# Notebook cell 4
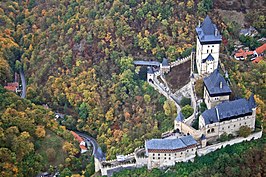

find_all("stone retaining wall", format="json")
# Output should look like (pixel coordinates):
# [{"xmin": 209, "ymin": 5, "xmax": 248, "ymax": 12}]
[
  {"xmin": 197, "ymin": 131, "xmax": 263, "ymax": 156},
  {"xmin": 170, "ymin": 56, "xmax": 191, "ymax": 68}
]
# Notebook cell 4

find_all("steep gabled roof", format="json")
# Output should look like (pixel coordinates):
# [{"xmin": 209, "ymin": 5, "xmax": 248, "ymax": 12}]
[
  {"xmin": 202, "ymin": 94, "xmax": 256, "ymax": 125},
  {"xmin": 71, "ymin": 131, "xmax": 83, "ymax": 143},
  {"xmin": 196, "ymin": 16, "xmax": 222, "ymax": 43},
  {"xmin": 203, "ymin": 69, "xmax": 231, "ymax": 96},
  {"xmin": 162, "ymin": 58, "xmax": 169, "ymax": 66},
  {"xmin": 147, "ymin": 67, "xmax": 154, "ymax": 74},
  {"xmin": 202, "ymin": 54, "xmax": 214, "ymax": 63},
  {"xmin": 248, "ymin": 93, "xmax": 256, "ymax": 108}
]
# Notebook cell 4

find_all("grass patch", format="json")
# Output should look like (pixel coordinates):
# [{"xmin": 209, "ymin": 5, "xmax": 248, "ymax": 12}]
[{"xmin": 36, "ymin": 129, "xmax": 67, "ymax": 169}]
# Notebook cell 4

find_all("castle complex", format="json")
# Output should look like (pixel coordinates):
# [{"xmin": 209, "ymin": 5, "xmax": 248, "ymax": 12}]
[
  {"xmin": 144, "ymin": 15, "xmax": 257, "ymax": 169},
  {"xmin": 94, "ymin": 16, "xmax": 261, "ymax": 176}
]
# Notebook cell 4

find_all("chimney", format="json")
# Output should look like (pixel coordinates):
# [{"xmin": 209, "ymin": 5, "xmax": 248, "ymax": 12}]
[
  {"xmin": 220, "ymin": 81, "xmax": 223, "ymax": 89},
  {"xmin": 215, "ymin": 29, "xmax": 218, "ymax": 36},
  {"xmin": 198, "ymin": 20, "xmax": 201, "ymax": 27}
]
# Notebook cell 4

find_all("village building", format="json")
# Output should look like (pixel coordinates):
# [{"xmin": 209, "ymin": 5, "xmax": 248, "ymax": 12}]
[
  {"xmin": 203, "ymin": 69, "xmax": 231, "ymax": 109},
  {"xmin": 239, "ymin": 26, "xmax": 258, "ymax": 37},
  {"xmin": 199, "ymin": 94, "xmax": 256, "ymax": 140},
  {"xmin": 145, "ymin": 135, "xmax": 197, "ymax": 169},
  {"xmin": 254, "ymin": 43, "xmax": 266, "ymax": 57},
  {"xmin": 71, "ymin": 131, "xmax": 88, "ymax": 154},
  {"xmin": 4, "ymin": 82, "xmax": 20, "ymax": 93},
  {"xmin": 234, "ymin": 49, "xmax": 254, "ymax": 60},
  {"xmin": 195, "ymin": 16, "xmax": 222, "ymax": 75}
]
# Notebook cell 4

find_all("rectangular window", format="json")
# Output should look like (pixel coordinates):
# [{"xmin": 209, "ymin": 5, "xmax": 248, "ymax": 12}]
[
  {"xmin": 207, "ymin": 49, "xmax": 209, "ymax": 53},
  {"xmin": 211, "ymin": 49, "xmax": 213, "ymax": 53}
]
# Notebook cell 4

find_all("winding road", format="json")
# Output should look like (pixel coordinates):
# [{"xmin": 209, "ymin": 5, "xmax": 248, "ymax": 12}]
[{"xmin": 19, "ymin": 69, "xmax": 26, "ymax": 98}]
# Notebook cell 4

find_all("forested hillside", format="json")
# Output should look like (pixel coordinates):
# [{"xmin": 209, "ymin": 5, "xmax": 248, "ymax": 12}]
[
  {"xmin": 0, "ymin": 0, "xmax": 210, "ymax": 159},
  {"xmin": 0, "ymin": 86, "xmax": 82, "ymax": 176},
  {"xmin": 0, "ymin": 0, "xmax": 265, "ymax": 165}
]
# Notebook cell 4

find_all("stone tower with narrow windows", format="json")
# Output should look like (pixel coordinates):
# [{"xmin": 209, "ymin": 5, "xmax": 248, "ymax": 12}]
[{"xmin": 195, "ymin": 16, "xmax": 222, "ymax": 75}]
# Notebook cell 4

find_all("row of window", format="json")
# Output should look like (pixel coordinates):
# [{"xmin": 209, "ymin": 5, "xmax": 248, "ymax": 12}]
[
  {"xmin": 208, "ymin": 122, "xmax": 249, "ymax": 133},
  {"xmin": 152, "ymin": 149, "xmax": 194, "ymax": 157},
  {"xmin": 206, "ymin": 49, "xmax": 213, "ymax": 53},
  {"xmin": 206, "ymin": 116, "xmax": 253, "ymax": 128},
  {"xmin": 222, "ymin": 122, "xmax": 248, "ymax": 130}
]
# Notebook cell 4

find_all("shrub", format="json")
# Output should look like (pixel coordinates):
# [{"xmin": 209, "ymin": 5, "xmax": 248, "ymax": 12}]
[
  {"xmin": 239, "ymin": 126, "xmax": 252, "ymax": 138},
  {"xmin": 181, "ymin": 105, "xmax": 194, "ymax": 118},
  {"xmin": 180, "ymin": 97, "xmax": 191, "ymax": 107}
]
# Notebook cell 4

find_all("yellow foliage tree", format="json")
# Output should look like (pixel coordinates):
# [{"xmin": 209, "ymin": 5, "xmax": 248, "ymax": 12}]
[{"xmin": 35, "ymin": 125, "xmax": 46, "ymax": 138}]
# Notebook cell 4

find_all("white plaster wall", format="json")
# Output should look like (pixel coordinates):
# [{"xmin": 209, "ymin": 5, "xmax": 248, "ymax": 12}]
[
  {"xmin": 204, "ymin": 87, "xmax": 230, "ymax": 109},
  {"xmin": 202, "ymin": 112, "xmax": 256, "ymax": 139},
  {"xmin": 196, "ymin": 37, "xmax": 220, "ymax": 75},
  {"xmin": 147, "ymin": 147, "xmax": 197, "ymax": 169}
]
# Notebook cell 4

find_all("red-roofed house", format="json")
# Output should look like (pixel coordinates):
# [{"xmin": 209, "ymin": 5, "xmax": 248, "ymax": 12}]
[
  {"xmin": 252, "ymin": 56, "xmax": 263, "ymax": 63},
  {"xmin": 7, "ymin": 82, "xmax": 19, "ymax": 87},
  {"xmin": 234, "ymin": 49, "xmax": 254, "ymax": 60},
  {"xmin": 254, "ymin": 43, "xmax": 266, "ymax": 56},
  {"xmin": 71, "ymin": 131, "xmax": 88, "ymax": 153},
  {"xmin": 4, "ymin": 82, "xmax": 20, "ymax": 93},
  {"xmin": 4, "ymin": 86, "xmax": 17, "ymax": 92}
]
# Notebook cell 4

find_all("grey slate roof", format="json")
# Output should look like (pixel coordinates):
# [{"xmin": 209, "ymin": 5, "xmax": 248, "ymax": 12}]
[
  {"xmin": 147, "ymin": 67, "xmax": 154, "ymax": 74},
  {"xmin": 201, "ymin": 108, "xmax": 219, "ymax": 124},
  {"xmin": 162, "ymin": 58, "xmax": 169, "ymax": 66},
  {"xmin": 202, "ymin": 54, "xmax": 214, "ymax": 63},
  {"xmin": 200, "ymin": 134, "xmax": 206, "ymax": 140},
  {"xmin": 176, "ymin": 112, "xmax": 184, "ymax": 122},
  {"xmin": 180, "ymin": 135, "xmax": 197, "ymax": 146},
  {"xmin": 133, "ymin": 61, "xmax": 160, "ymax": 66},
  {"xmin": 202, "ymin": 94, "xmax": 256, "ymax": 125},
  {"xmin": 146, "ymin": 138, "xmax": 186, "ymax": 150},
  {"xmin": 248, "ymin": 93, "xmax": 256, "ymax": 108},
  {"xmin": 146, "ymin": 135, "xmax": 197, "ymax": 150},
  {"xmin": 196, "ymin": 16, "xmax": 222, "ymax": 43},
  {"xmin": 204, "ymin": 69, "xmax": 231, "ymax": 96}
]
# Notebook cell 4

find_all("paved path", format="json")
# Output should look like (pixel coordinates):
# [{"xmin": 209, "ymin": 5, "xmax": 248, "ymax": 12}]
[
  {"xmin": 152, "ymin": 73, "xmax": 181, "ymax": 113},
  {"xmin": 19, "ymin": 69, "xmax": 26, "ymax": 98}
]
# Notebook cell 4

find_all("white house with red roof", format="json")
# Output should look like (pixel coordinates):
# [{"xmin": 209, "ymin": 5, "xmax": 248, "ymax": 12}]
[{"xmin": 71, "ymin": 131, "xmax": 88, "ymax": 154}]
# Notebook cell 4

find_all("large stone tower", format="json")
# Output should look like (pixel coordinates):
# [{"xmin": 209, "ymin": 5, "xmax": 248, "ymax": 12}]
[{"xmin": 195, "ymin": 16, "xmax": 222, "ymax": 75}]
